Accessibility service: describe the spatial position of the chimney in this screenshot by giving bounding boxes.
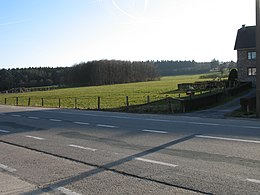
[241,24,246,31]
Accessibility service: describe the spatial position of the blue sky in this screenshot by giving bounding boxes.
[0,0,256,68]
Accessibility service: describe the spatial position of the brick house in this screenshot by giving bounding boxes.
[234,25,256,85]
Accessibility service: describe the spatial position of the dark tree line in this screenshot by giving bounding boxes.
[155,60,237,76]
[0,60,159,91]
[154,60,212,76]
[0,67,66,91]
[64,60,159,87]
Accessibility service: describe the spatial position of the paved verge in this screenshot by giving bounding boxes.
[0,171,49,195]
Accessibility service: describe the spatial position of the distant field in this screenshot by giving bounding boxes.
[0,74,209,109]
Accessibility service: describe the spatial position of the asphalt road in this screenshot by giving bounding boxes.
[0,105,260,194]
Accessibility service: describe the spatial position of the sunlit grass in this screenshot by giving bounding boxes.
[0,74,209,109]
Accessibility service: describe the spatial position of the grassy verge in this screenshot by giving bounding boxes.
[227,109,257,118]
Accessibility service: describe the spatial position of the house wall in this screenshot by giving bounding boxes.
[237,49,256,85]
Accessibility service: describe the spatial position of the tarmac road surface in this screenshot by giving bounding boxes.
[0,105,260,194]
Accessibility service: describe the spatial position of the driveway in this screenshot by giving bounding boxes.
[180,89,256,119]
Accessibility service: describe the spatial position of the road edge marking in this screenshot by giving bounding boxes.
[196,135,260,144]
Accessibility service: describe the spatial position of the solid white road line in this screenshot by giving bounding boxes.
[243,126,260,129]
[187,122,220,126]
[142,129,168,134]
[135,158,178,168]
[42,110,260,129]
[68,144,96,152]
[28,116,39,119]
[25,135,45,140]
[56,187,82,195]
[96,124,117,128]
[196,135,260,144]
[0,129,10,133]
[49,119,62,122]
[246,178,260,184]
[0,163,16,172]
[73,122,89,125]
[145,119,170,122]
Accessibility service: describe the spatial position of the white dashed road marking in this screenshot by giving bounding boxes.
[142,129,168,134]
[28,116,39,119]
[49,119,62,122]
[73,122,89,125]
[0,129,10,133]
[246,178,260,184]
[96,124,117,128]
[68,144,96,152]
[25,135,45,140]
[0,163,17,172]
[55,187,82,195]
[196,135,260,144]
[135,158,178,168]
[11,114,21,117]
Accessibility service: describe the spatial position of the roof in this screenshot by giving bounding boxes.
[234,25,256,50]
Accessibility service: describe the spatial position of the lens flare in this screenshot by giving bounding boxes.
[111,0,138,20]
[111,0,149,20]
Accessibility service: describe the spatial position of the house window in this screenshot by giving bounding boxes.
[248,51,256,60]
[248,67,256,76]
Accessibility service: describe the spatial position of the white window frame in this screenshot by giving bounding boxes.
[248,67,256,76]
[248,51,256,60]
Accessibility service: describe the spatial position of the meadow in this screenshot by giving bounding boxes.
[0,74,209,110]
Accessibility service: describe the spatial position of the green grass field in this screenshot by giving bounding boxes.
[0,74,209,110]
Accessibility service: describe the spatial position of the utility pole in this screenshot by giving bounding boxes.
[257,0,260,117]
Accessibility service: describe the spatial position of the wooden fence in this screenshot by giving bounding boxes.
[1,96,165,108]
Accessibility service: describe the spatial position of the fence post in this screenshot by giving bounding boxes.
[16,97,18,106]
[5,98,6,105]
[59,98,61,108]
[74,98,77,109]
[98,96,100,110]
[147,96,150,104]
[28,97,31,106]
[126,96,129,111]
